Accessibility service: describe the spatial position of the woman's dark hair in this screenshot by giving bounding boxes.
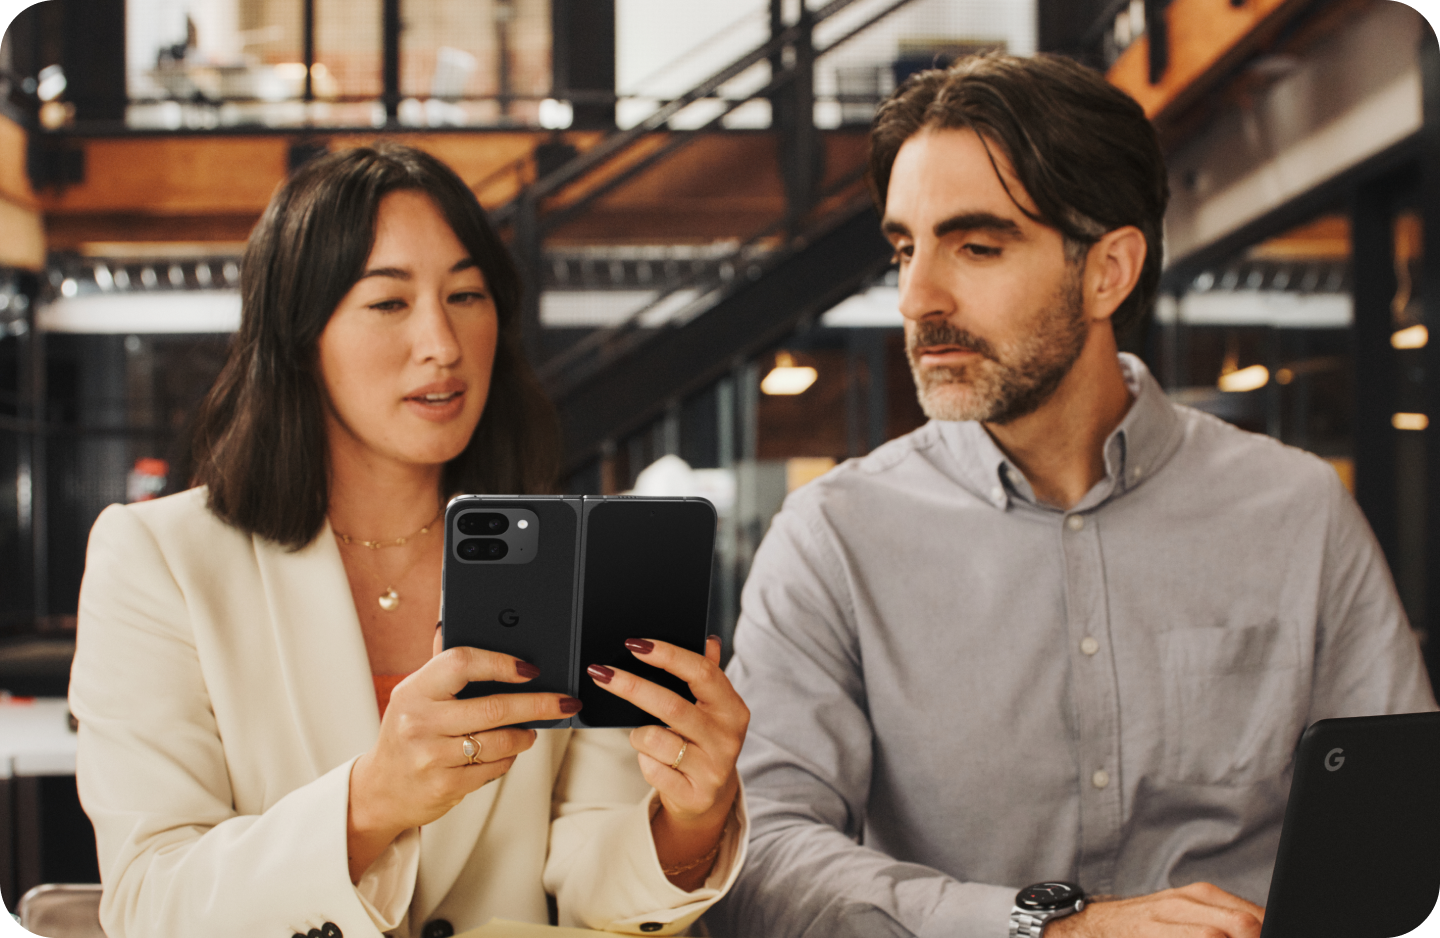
[869,52,1169,332]
[190,143,559,549]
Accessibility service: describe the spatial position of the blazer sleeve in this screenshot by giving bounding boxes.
[70,503,416,938]
[542,727,749,935]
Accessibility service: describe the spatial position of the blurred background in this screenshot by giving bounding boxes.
[0,0,1436,910]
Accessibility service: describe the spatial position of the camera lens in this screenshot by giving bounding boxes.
[458,512,509,536]
[457,537,508,561]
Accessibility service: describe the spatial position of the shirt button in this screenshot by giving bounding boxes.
[1092,769,1110,789]
[1066,514,1085,531]
[423,921,454,938]
[640,924,664,933]
[321,925,341,938]
[1080,636,1100,656]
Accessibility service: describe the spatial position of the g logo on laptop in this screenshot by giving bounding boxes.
[1324,747,1345,772]
[499,608,520,627]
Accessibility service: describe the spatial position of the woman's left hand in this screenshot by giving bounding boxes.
[588,635,749,888]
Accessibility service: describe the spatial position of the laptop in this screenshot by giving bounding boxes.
[1261,711,1440,937]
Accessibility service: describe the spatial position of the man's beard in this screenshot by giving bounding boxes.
[905,273,1089,425]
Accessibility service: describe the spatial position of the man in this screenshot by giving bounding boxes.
[709,53,1435,938]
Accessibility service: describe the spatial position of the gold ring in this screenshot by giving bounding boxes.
[669,740,688,771]
[462,734,482,765]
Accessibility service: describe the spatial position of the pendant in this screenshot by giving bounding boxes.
[378,588,400,612]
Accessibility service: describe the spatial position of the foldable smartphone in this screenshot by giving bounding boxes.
[440,494,716,729]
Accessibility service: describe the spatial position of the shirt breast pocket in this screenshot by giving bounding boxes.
[1159,622,1304,786]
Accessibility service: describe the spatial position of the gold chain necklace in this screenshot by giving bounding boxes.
[332,506,443,612]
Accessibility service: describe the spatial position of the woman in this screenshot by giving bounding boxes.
[69,144,750,938]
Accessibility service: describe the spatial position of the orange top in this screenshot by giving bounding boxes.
[373,674,410,720]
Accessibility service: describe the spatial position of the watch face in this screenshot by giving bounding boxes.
[1016,882,1084,911]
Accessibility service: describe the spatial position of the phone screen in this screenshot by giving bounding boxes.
[575,498,716,727]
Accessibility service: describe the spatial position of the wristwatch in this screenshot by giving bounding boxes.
[1009,882,1086,938]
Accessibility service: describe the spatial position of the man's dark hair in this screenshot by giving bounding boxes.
[190,143,559,549]
[869,52,1169,332]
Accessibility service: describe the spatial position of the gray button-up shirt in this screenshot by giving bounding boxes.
[710,354,1435,938]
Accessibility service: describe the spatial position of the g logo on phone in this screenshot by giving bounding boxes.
[499,608,520,627]
[1325,747,1345,772]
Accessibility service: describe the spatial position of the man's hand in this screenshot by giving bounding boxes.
[1047,883,1263,938]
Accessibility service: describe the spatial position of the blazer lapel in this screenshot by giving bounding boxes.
[252,523,379,778]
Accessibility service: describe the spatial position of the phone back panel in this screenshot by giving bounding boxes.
[1261,711,1440,938]
[574,497,716,727]
[442,495,581,728]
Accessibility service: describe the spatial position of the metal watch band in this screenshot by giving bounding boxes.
[1009,909,1050,938]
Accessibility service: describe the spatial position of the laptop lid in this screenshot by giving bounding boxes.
[1261,711,1440,938]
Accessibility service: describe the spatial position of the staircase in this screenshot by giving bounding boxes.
[488,0,918,476]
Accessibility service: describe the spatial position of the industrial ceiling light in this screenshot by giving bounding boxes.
[1218,364,1270,393]
[761,351,818,396]
[1393,412,1429,431]
[1216,335,1269,393]
[1392,324,1428,349]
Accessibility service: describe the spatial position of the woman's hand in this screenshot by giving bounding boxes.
[346,630,582,882]
[587,635,749,890]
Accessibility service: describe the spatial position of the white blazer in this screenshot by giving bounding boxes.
[69,487,746,938]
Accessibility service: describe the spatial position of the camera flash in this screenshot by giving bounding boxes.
[517,519,529,529]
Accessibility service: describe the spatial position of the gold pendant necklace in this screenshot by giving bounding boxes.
[332,506,443,612]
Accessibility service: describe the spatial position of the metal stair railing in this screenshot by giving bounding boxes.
[476,0,925,472]
[493,0,917,379]
[490,0,919,228]
[537,158,873,397]
[554,196,894,473]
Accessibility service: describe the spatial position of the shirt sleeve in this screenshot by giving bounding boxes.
[70,504,412,938]
[708,499,1014,938]
[1308,470,1437,721]
[543,726,749,935]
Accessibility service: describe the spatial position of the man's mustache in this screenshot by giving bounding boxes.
[907,321,999,364]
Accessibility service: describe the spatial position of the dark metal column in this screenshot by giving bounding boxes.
[1418,23,1440,676]
[771,0,820,234]
[551,0,615,129]
[1352,175,1401,572]
[382,0,401,123]
[19,286,45,619]
[60,0,126,123]
[495,0,515,120]
[1144,0,1169,84]
[515,193,544,365]
[302,0,315,102]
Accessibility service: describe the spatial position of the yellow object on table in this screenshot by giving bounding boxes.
[455,920,614,937]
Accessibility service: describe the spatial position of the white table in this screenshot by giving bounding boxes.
[0,697,80,909]
[0,697,77,779]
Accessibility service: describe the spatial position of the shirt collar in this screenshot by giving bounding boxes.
[936,353,1183,512]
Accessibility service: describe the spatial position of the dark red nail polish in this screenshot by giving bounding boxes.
[516,661,541,679]
[559,696,583,714]
[625,638,655,655]
[587,664,614,684]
